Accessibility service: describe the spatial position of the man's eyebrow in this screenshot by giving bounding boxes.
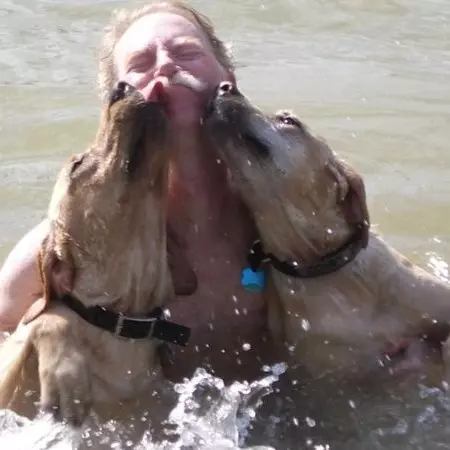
[169,36,203,47]
[125,47,153,65]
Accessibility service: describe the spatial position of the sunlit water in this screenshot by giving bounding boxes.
[1,0,450,448]
[0,365,285,450]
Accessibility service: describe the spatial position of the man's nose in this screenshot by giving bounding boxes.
[153,49,177,78]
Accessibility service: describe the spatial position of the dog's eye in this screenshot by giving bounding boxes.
[109,81,135,105]
[69,153,85,176]
[276,113,303,129]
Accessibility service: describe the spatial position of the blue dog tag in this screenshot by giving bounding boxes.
[241,267,266,292]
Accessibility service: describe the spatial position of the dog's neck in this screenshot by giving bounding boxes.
[256,196,355,266]
[63,185,171,316]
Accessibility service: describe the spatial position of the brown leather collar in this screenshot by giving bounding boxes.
[247,223,368,278]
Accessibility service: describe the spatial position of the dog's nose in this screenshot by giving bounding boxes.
[216,81,240,97]
[109,81,136,105]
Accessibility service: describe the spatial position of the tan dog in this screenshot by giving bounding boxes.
[0,81,191,426]
[204,82,450,383]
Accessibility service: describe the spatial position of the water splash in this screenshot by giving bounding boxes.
[0,364,285,450]
[0,410,81,449]
[155,364,286,450]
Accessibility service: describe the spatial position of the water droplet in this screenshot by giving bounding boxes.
[301,319,310,331]
[305,416,316,427]
[272,362,288,375]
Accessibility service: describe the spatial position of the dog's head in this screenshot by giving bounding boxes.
[48,81,170,232]
[52,81,168,209]
[203,82,369,256]
[22,82,171,323]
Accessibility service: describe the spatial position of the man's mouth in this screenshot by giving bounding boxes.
[146,80,166,104]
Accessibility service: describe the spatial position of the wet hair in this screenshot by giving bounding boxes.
[98,1,234,101]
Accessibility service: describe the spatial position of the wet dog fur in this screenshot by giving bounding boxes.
[204,82,450,384]
[0,82,177,426]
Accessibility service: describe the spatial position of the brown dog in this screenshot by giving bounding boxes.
[0,81,191,426]
[204,82,450,383]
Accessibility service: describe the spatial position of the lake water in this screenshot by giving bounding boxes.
[1,0,449,448]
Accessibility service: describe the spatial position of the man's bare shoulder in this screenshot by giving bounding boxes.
[0,220,49,330]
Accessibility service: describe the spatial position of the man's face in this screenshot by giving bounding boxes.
[114,12,233,127]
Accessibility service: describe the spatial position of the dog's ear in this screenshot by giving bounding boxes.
[326,158,370,247]
[22,235,75,325]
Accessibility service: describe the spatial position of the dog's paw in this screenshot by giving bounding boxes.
[38,351,92,427]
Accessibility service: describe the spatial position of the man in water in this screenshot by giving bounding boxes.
[0,1,280,382]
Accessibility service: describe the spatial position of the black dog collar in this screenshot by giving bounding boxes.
[60,294,190,347]
[247,224,368,278]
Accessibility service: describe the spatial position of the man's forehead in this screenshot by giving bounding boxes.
[116,12,207,56]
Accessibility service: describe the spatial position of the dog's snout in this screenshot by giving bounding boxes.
[216,81,240,97]
[110,81,136,105]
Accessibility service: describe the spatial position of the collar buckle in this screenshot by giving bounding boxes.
[114,313,125,336]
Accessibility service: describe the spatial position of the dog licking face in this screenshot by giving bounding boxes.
[0,81,176,426]
[204,81,369,261]
[41,81,172,313]
[204,82,450,387]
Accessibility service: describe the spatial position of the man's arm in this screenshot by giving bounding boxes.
[0,220,49,331]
